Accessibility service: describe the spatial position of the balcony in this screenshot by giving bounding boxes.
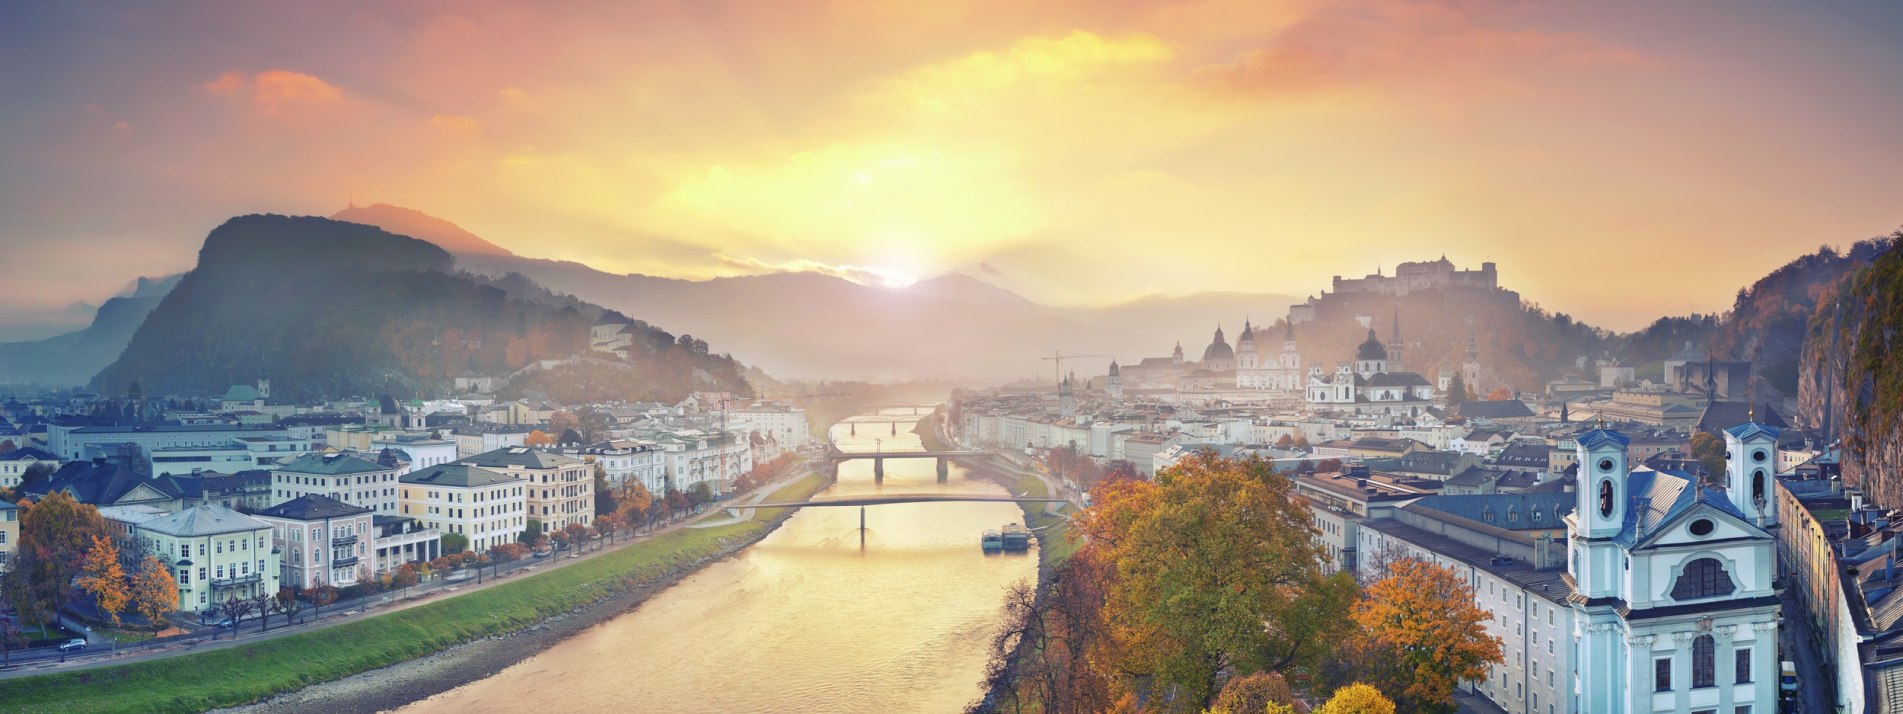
[212,572,263,588]
[333,556,360,567]
[333,534,360,548]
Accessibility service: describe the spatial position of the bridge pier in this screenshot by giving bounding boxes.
[860,506,866,546]
[891,421,897,435]
[850,422,857,436]
[936,457,948,482]
[873,457,884,483]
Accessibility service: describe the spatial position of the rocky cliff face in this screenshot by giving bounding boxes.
[1799,235,1903,508]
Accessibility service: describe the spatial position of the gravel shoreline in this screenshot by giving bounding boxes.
[215,504,804,714]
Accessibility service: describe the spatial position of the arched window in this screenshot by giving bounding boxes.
[1670,558,1736,600]
[1691,634,1716,688]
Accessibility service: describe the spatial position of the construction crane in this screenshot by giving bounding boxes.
[753,392,853,401]
[1039,352,1113,383]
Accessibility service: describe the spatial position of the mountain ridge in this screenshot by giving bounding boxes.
[89,214,747,402]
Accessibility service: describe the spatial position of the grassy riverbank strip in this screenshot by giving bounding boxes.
[0,472,831,714]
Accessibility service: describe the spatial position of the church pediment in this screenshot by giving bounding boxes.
[1634,500,1771,551]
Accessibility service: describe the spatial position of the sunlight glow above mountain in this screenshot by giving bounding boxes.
[3,1,1903,336]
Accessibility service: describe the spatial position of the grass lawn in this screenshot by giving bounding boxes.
[750,471,832,522]
[0,519,774,714]
[1009,470,1082,566]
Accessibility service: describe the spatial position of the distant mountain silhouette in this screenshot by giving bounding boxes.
[335,205,1300,382]
[90,214,747,401]
[0,274,181,387]
[332,203,514,257]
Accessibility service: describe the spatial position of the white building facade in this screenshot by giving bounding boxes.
[1567,425,1782,714]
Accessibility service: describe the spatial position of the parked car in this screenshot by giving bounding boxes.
[445,569,473,582]
[532,550,552,559]
[56,638,86,652]
[216,618,236,629]
[1780,661,1799,692]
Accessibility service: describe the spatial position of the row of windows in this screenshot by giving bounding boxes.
[1654,638,1752,691]
[175,535,267,558]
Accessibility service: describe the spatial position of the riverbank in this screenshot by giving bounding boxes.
[927,417,1086,714]
[0,471,832,714]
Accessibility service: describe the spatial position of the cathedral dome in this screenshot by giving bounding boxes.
[1355,328,1388,361]
[1203,327,1234,362]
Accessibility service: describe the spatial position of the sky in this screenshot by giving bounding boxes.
[3,0,1902,340]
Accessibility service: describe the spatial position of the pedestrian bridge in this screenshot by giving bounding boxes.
[745,493,1070,509]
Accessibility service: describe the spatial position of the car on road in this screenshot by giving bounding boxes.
[216,618,236,628]
[1780,661,1799,693]
[56,638,86,652]
[445,569,473,582]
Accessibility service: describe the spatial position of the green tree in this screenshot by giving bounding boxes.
[1444,372,1467,408]
[1076,452,1344,706]
[520,518,544,547]
[593,464,617,516]
[441,532,469,554]
[1690,431,1727,484]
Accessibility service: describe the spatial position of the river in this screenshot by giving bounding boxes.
[396,411,1037,713]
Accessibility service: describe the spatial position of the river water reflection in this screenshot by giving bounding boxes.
[398,412,1035,713]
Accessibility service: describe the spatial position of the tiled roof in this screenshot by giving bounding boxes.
[255,494,372,521]
[1613,468,1748,548]
[0,447,58,461]
[402,463,515,488]
[1724,422,1782,443]
[1455,400,1535,419]
[1577,429,1631,450]
[461,447,583,470]
[277,453,390,475]
[140,504,271,537]
[28,461,181,505]
[1698,402,1788,433]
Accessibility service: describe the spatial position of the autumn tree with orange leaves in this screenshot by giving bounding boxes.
[1350,560,1503,712]
[75,535,129,625]
[1076,451,1356,707]
[129,554,179,626]
[3,492,113,626]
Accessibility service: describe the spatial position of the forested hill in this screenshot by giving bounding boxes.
[90,214,748,401]
[1800,232,1903,508]
[1711,236,1894,396]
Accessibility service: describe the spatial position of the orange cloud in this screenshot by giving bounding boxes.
[200,71,245,96]
[250,70,343,116]
[198,70,345,119]
[1197,0,1644,95]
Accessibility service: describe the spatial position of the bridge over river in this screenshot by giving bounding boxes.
[747,493,1068,509]
[822,445,991,482]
